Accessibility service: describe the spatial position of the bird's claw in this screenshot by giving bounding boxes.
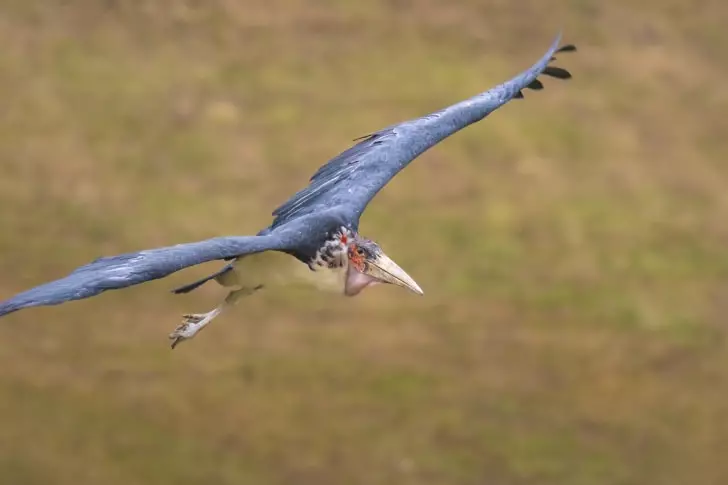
[169,313,209,349]
[182,313,206,324]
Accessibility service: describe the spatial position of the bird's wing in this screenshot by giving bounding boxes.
[0,234,289,318]
[270,33,575,229]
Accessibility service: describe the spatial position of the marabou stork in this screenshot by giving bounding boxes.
[0,34,576,348]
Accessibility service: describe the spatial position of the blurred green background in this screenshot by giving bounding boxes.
[0,1,727,484]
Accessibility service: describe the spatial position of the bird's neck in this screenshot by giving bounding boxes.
[307,226,353,271]
[296,226,354,294]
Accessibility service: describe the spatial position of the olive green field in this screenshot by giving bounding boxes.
[0,1,727,484]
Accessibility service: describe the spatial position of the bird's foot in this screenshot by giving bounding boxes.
[169,310,219,349]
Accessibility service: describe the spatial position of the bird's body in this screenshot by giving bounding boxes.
[197,227,355,296]
[0,34,576,347]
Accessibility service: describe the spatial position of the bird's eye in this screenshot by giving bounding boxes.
[357,248,366,256]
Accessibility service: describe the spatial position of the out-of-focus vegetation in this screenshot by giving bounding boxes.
[0,1,727,484]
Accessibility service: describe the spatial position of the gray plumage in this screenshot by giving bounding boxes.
[271,34,574,229]
[0,33,576,319]
[0,236,289,316]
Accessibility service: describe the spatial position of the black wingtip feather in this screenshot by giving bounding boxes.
[527,79,544,90]
[543,66,572,79]
[556,44,577,53]
[516,42,576,99]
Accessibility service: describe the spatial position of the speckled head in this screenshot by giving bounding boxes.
[339,230,423,297]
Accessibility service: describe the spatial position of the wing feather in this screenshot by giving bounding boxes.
[270,33,576,228]
[272,129,396,226]
[0,235,287,318]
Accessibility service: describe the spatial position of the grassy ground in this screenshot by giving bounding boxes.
[0,1,727,484]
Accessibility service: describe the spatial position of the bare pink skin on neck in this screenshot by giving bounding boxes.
[344,264,380,296]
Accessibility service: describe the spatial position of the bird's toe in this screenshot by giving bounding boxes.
[169,321,199,347]
[169,323,190,349]
[182,313,206,324]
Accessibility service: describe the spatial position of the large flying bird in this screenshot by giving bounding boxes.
[0,34,576,348]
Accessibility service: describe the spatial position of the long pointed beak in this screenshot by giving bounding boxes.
[365,252,424,295]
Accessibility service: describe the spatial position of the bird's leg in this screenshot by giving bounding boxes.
[168,285,262,349]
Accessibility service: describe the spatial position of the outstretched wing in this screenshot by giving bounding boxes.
[271,33,576,229]
[0,235,288,318]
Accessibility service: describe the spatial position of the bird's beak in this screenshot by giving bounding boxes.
[365,252,424,295]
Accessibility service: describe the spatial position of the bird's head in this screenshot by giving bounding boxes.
[342,234,423,297]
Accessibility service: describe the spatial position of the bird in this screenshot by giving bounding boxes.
[0,33,576,348]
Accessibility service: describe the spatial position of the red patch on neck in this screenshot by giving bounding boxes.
[340,234,348,244]
[348,244,364,271]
